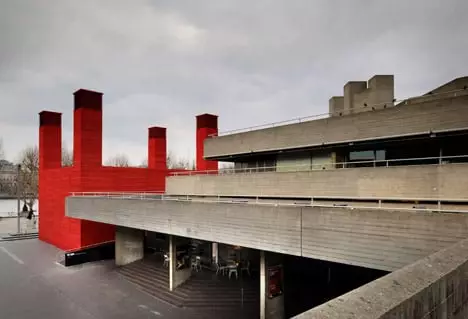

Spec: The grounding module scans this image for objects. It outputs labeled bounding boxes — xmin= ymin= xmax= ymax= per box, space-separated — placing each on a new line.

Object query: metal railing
xmin=211 ymin=87 xmax=468 ymax=137
xmin=69 ymin=191 xmax=164 ymax=199
xmin=68 ymin=192 xmax=468 ymax=214
xmin=168 ymin=154 xmax=468 ymax=176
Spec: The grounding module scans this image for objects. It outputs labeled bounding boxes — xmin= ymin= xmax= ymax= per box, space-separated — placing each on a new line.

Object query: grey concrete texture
xmin=0 ymin=239 xmax=193 ymax=319
xmin=166 ymin=163 xmax=468 ymax=200
xmin=204 ymin=91 xmax=468 ymax=158
xmin=293 ymin=237 xmax=468 ymax=319
xmin=66 ymin=197 xmax=468 ymax=271
xmin=115 ymin=226 xmax=144 ymax=266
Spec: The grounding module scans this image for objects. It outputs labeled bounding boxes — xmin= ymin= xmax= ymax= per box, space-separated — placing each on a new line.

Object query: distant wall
xmin=294 ymin=237 xmax=468 ymax=319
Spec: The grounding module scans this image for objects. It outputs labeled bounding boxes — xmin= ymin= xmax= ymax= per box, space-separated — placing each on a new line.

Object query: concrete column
xmin=260 ymin=251 xmax=266 ymax=319
xmin=169 ymin=235 xmax=191 ymax=291
xmin=115 ymin=226 xmax=144 ymax=266
xmin=169 ymin=235 xmax=176 ymax=291
xmin=212 ymin=243 xmax=219 ymax=264
xmin=260 ymin=251 xmax=285 ymax=319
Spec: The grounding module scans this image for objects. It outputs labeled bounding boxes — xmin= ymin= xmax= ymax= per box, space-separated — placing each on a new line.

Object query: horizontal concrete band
xmin=66 ymin=197 xmax=468 ymax=271
xmin=166 ymin=163 xmax=468 ymax=201
xmin=204 ymin=93 xmax=468 ymax=158
xmin=293 ymin=237 xmax=468 ymax=319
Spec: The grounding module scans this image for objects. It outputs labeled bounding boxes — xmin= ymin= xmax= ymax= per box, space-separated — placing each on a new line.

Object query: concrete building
xmin=41 ymin=75 xmax=468 ymax=318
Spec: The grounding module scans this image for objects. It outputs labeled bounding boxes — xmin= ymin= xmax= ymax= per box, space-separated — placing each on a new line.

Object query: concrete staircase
xmin=117 ymin=258 xmax=259 ymax=317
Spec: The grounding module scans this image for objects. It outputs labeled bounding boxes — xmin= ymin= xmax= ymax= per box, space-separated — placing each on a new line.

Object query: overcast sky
xmin=1 ymin=0 xmax=467 ymax=165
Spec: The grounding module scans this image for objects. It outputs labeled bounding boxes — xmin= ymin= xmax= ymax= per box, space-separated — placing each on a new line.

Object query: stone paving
xmin=0 ymin=239 xmax=200 ymax=319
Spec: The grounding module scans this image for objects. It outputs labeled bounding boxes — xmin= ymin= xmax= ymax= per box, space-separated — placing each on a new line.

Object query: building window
xmin=348 ymin=150 xmax=386 ymax=167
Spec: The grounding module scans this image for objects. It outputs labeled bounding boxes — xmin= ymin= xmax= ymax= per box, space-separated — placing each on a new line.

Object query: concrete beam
xmin=67 ymin=197 xmax=468 ymax=271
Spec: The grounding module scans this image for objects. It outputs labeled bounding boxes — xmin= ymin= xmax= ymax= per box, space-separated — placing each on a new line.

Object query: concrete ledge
xmin=166 ymin=163 xmax=468 ymax=200
xmin=293 ymin=237 xmax=468 ymax=319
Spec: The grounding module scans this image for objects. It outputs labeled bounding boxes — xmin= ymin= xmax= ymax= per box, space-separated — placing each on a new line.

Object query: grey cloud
xmin=1 ymin=0 xmax=467 ymax=164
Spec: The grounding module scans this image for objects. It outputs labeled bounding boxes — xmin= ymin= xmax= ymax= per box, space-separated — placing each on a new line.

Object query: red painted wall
xmin=39 ymin=89 xmax=168 ymax=251
xmin=39 ymin=89 xmax=218 ymax=251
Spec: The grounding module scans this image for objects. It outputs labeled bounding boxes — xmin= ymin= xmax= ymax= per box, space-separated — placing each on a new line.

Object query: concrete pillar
xmin=169 ymin=235 xmax=191 ymax=291
xmin=212 ymin=243 xmax=219 ymax=264
xmin=260 ymin=251 xmax=266 ymax=319
xmin=115 ymin=226 xmax=144 ymax=266
xmin=169 ymin=235 xmax=176 ymax=291
xmin=260 ymin=251 xmax=285 ymax=319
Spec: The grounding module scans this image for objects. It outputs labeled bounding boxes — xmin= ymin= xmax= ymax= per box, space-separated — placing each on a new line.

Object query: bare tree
xmin=167 ymin=151 xmax=194 ymax=170
xmin=139 ymin=153 xmax=195 ymax=170
xmin=139 ymin=159 xmax=148 ymax=168
xmin=105 ymin=154 xmax=130 ymax=167
xmin=18 ymin=146 xmax=39 ymax=212
xmin=0 ymin=138 xmax=4 ymax=163
xmin=62 ymin=141 xmax=73 ymax=167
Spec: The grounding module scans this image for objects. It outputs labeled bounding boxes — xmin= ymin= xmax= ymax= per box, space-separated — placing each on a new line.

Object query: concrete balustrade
xmin=293 ymin=237 xmax=468 ymax=319
xmin=204 ymin=93 xmax=468 ymax=159
xmin=166 ymin=163 xmax=468 ymax=201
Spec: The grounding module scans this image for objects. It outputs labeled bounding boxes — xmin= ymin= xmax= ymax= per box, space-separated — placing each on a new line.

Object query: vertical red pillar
xmin=39 ymin=111 xmax=62 ymax=169
xmin=73 ymin=89 xmax=103 ymax=169
xmin=148 ymin=126 xmax=167 ymax=170
xmin=196 ymin=113 xmax=218 ymax=171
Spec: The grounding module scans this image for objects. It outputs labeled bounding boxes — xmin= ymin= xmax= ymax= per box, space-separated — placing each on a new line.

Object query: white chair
xmin=163 ymin=254 xmax=169 ymax=268
xmin=191 ymin=256 xmax=201 ymax=272
xmin=216 ymin=262 xmax=228 ymax=275
xmin=228 ymin=266 xmax=238 ymax=280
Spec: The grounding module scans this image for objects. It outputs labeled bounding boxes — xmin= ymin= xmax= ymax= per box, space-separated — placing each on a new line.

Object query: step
xmin=118 ymin=270 xmax=171 ymax=292
xmin=7 ymin=232 xmax=39 ymax=237
xmin=0 ymin=235 xmax=38 ymax=242
xmin=120 ymin=264 xmax=169 ymax=281
xmin=139 ymin=287 xmax=185 ymax=308
xmin=119 ymin=272 xmax=187 ymax=301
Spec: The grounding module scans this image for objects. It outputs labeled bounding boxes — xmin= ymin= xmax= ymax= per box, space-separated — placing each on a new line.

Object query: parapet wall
xmin=294 ymin=237 xmax=468 ymax=319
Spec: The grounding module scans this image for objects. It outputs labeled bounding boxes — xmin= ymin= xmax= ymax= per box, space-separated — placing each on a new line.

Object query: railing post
xmin=378 ymin=200 xmax=382 ymax=208
xmin=438 ymin=201 xmax=441 ymax=212
xmin=386 ymin=160 xmax=389 ymax=167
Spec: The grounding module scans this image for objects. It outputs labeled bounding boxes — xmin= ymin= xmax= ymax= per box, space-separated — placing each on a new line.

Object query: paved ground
xmin=0 ymin=239 xmax=198 ymax=319
xmin=0 ymin=217 xmax=37 ymax=237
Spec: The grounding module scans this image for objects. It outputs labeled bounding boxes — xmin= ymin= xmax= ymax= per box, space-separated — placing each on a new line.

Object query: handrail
xmin=168 ymin=154 xmax=468 ymax=176
xmin=211 ymin=87 xmax=468 ymax=137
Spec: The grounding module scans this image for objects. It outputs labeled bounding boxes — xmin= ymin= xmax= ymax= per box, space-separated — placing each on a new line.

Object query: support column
xmin=115 ymin=226 xmax=144 ymax=266
xmin=169 ymin=235 xmax=176 ymax=291
xmin=169 ymin=235 xmax=192 ymax=291
xmin=260 ymin=251 xmax=285 ymax=319
xmin=260 ymin=251 xmax=266 ymax=319
xmin=212 ymin=243 xmax=219 ymax=264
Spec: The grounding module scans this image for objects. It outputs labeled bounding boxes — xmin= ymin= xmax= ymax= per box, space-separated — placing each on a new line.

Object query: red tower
xmin=39 ymin=89 xmax=168 ymax=250
xmin=196 ymin=114 xmax=218 ymax=172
